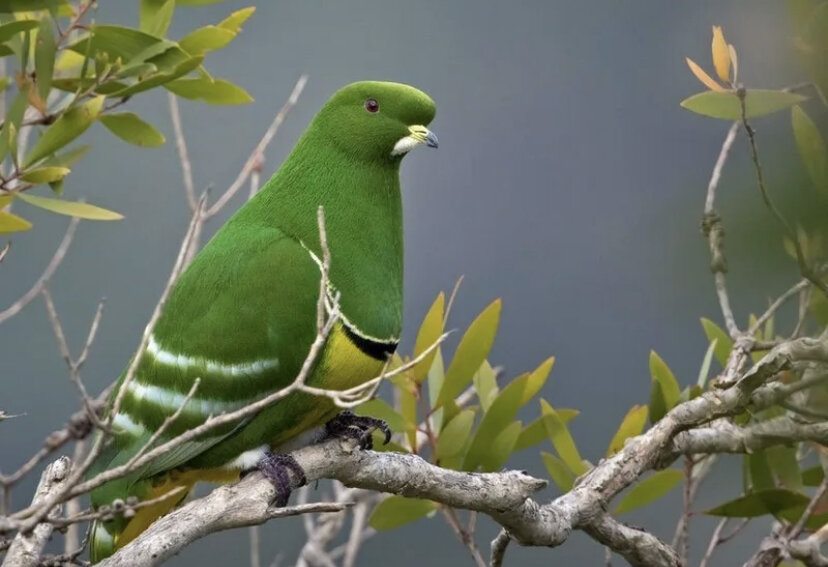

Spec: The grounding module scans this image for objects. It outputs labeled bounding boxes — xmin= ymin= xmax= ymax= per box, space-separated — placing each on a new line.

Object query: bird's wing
xmin=90 ymin=221 xmax=321 ymax=491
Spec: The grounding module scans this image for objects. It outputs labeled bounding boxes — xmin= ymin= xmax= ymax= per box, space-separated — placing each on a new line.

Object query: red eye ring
xmin=364 ymin=98 xmax=379 ymax=113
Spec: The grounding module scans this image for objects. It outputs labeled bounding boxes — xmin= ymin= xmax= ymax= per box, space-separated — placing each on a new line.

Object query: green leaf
xmin=0 ymin=210 xmax=32 ymax=233
xmin=521 ymin=357 xmax=554 ymax=406
xmin=541 ymin=399 xmax=588 ymax=476
xmin=99 ymin=112 xmax=165 ymax=147
xmin=606 ymin=405 xmax=647 ymax=457
xmin=461 ymin=373 xmax=527 ymax=471
xmin=701 ymin=318 xmax=733 ymax=367
xmin=514 ymin=409 xmax=578 ymax=452
xmin=802 ymin=465 xmax=824 ymax=487
xmin=69 ymin=26 xmax=183 ymax=69
xmin=649 ymin=381 xmax=667 ymax=424
xmin=24 ymin=96 xmax=104 ymax=167
xmin=748 ymin=451 xmax=775 ymax=491
xmin=435 ymin=299 xmax=501 ymax=408
xmin=20 ymin=166 xmax=70 ymax=183
xmin=697 ymin=338 xmax=717 ymax=388
xmin=766 ymin=446 xmax=803 ymax=490
xmin=15 ymin=192 xmax=123 ymax=220
xmin=110 ymin=56 xmax=203 ymax=97
xmin=412 ymin=292 xmax=445 ymax=384
xmin=35 ymin=14 xmax=56 ymax=101
xmin=140 ymin=0 xmax=176 ymax=37
xmin=0 ymin=0 xmax=70 ymax=11
xmin=436 ymin=409 xmax=475 ymax=460
xmin=792 ymin=105 xmax=828 ymax=195
xmin=368 ymin=496 xmax=436 ymax=531
xmin=705 ymin=488 xmax=810 ymax=519
xmin=426 ymin=348 xmax=445 ymax=432
xmin=176 ymin=0 xmax=227 ymax=4
xmin=42 ymin=144 xmax=91 ymax=168
xmin=355 ymin=398 xmax=407 ymax=433
xmin=541 ymin=452 xmax=574 ymax=492
xmin=394 ymin=372 xmax=418 ymax=452
xmin=165 ymin=76 xmax=253 ymax=104
xmin=649 ymin=351 xmax=681 ymax=410
xmin=179 ymin=25 xmax=236 ymax=55
xmin=615 ymin=469 xmax=684 ymax=515
xmin=0 ymin=20 xmax=38 ymax=43
xmin=218 ymin=7 xmax=256 ymax=33
xmin=680 ymin=89 xmax=807 ymax=120
xmin=473 ymin=360 xmax=498 ymax=412
xmin=798 ymin=2 xmax=828 ymax=104
xmin=481 ymin=420 xmax=522 ymax=471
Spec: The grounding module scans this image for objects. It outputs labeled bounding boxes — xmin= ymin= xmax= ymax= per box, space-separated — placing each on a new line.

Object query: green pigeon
xmin=88 ymin=80 xmax=437 ymax=562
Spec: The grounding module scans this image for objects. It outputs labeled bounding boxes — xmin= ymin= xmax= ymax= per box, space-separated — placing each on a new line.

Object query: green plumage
xmin=88 ymin=81 xmax=436 ymax=561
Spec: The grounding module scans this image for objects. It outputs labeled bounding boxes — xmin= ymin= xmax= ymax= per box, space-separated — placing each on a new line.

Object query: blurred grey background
xmin=1 ymin=1 xmax=820 ymax=565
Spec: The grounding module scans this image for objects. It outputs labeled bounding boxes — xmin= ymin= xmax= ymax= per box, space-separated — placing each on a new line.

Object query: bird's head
xmin=314 ymin=81 xmax=437 ymax=163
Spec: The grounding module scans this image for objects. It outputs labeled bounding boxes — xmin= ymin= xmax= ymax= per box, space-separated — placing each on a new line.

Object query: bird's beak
xmin=391 ymin=125 xmax=439 ymax=156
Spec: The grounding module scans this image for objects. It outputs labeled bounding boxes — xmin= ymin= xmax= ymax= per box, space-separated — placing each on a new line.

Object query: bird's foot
xmin=257 ymin=450 xmax=307 ymax=507
xmin=324 ymin=410 xmax=391 ymax=450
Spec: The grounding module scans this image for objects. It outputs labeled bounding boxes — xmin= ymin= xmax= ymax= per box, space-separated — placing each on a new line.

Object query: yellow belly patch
xmin=316 ymin=322 xmax=386 ymax=391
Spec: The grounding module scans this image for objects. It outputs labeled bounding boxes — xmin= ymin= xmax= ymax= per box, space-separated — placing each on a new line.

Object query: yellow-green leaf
xmin=681 ymin=89 xmax=807 ymax=120
xmin=473 ymin=360 xmax=498 ymax=412
xmin=606 ymin=405 xmax=647 ymax=457
xmin=20 ymin=166 xmax=70 ymax=184
xmin=435 ymin=299 xmax=501 ymax=408
xmin=697 ymin=338 xmax=717 ymax=388
xmin=179 ymin=25 xmax=236 ymax=55
xmin=521 ymin=356 xmax=554 ymax=406
xmin=412 ymin=292 xmax=445 ymax=384
xmin=649 ymin=351 xmax=680 ymax=410
xmin=542 ymin=451 xmax=574 ymax=492
xmin=140 ymin=0 xmax=175 ymax=37
xmin=0 ymin=210 xmax=31 ymax=233
xmin=701 ymin=317 xmax=732 ymax=367
xmin=685 ymin=57 xmax=724 ymax=92
xmin=100 ymin=112 xmax=165 ymax=147
xmin=355 ymin=398 xmax=408 ymax=433
xmin=514 ymin=409 xmax=578 ymax=452
xmin=35 ymin=14 xmax=56 ymax=100
xmin=218 ymin=7 xmax=256 ymax=33
xmin=15 ymin=192 xmax=123 ymax=220
xmin=368 ymin=496 xmax=436 ymax=531
xmin=481 ymin=420 xmax=522 ymax=471
xmin=705 ymin=488 xmax=809 ymax=519
xmin=0 ymin=20 xmax=38 ymax=43
xmin=165 ymin=77 xmax=253 ymax=105
xmin=24 ymin=96 xmax=104 ymax=167
xmin=711 ymin=26 xmax=731 ymax=83
xmin=615 ymin=469 xmax=684 ymax=515
xmin=436 ymin=409 xmax=475 ymax=459
xmin=792 ymin=105 xmax=828 ymax=195
xmin=541 ymin=400 xmax=588 ymax=476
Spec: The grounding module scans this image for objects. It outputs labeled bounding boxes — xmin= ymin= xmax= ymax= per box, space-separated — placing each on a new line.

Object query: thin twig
xmin=206 ymin=75 xmax=307 ymax=218
xmin=0 ymin=218 xmax=79 ymax=324
xmin=490 ymin=529 xmax=510 ymax=567
xmin=167 ymin=93 xmax=196 ymax=212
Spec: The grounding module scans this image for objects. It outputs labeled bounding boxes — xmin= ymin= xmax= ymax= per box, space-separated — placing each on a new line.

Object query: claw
xmin=324 ymin=410 xmax=391 ymax=449
xmin=257 ymin=450 xmax=306 ymax=507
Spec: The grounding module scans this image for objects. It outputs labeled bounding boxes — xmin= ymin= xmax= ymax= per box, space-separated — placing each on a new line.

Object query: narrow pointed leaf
xmin=140 ymin=0 xmax=175 ymax=37
xmin=165 ymin=77 xmax=253 ymax=104
xmin=749 ymin=451 xmax=775 ymax=491
xmin=681 ymin=89 xmax=806 ymax=120
xmin=711 ymin=26 xmax=731 ymax=83
xmin=179 ymin=25 xmax=236 ymax=55
xmin=650 ymin=351 xmax=680 ymax=410
xmin=368 ymin=496 xmax=436 ymax=531
xmin=514 ymin=409 xmax=578 ymax=452
xmin=473 ymin=360 xmax=498 ymax=412
xmin=705 ymin=488 xmax=809 ymax=518
xmin=35 ymin=15 xmax=56 ymax=100
xmin=766 ymin=446 xmax=803 ymax=490
xmin=615 ymin=469 xmax=684 ymax=515
xmin=0 ymin=20 xmax=39 ymax=43
xmin=685 ymin=57 xmax=724 ymax=91
xmin=606 ymin=405 xmax=647 ymax=457
xmin=435 ymin=299 xmax=501 ymax=408
xmin=0 ymin=210 xmax=32 ymax=233
xmin=355 ymin=398 xmax=408 ymax=433
xmin=436 ymin=409 xmax=475 ymax=459
xmin=15 ymin=192 xmax=122 ymax=220
xmin=100 ymin=112 xmax=166 ymax=147
xmin=20 ymin=166 xmax=70 ymax=183
xmin=541 ymin=399 xmax=587 ymax=475
xmin=541 ymin=452 xmax=574 ymax=492
xmin=24 ymin=96 xmax=104 ymax=167
xmin=219 ymin=7 xmax=256 ymax=33
xmin=701 ymin=318 xmax=733 ymax=367
xmin=480 ymin=421 xmax=521 ymax=471
xmin=792 ymin=105 xmax=828 ymax=195
xmin=697 ymin=338 xmax=717 ymax=388
xmin=521 ymin=357 xmax=555 ymax=406
xmin=412 ymin=292 xmax=445 ymax=384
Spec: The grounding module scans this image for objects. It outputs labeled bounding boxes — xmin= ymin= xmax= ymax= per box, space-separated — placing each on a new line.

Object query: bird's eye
xmin=364 ymin=98 xmax=379 ymax=113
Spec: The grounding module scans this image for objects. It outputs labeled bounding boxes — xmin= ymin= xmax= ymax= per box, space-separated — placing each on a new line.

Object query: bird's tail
xmin=89 ymin=474 xmax=193 ymax=563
